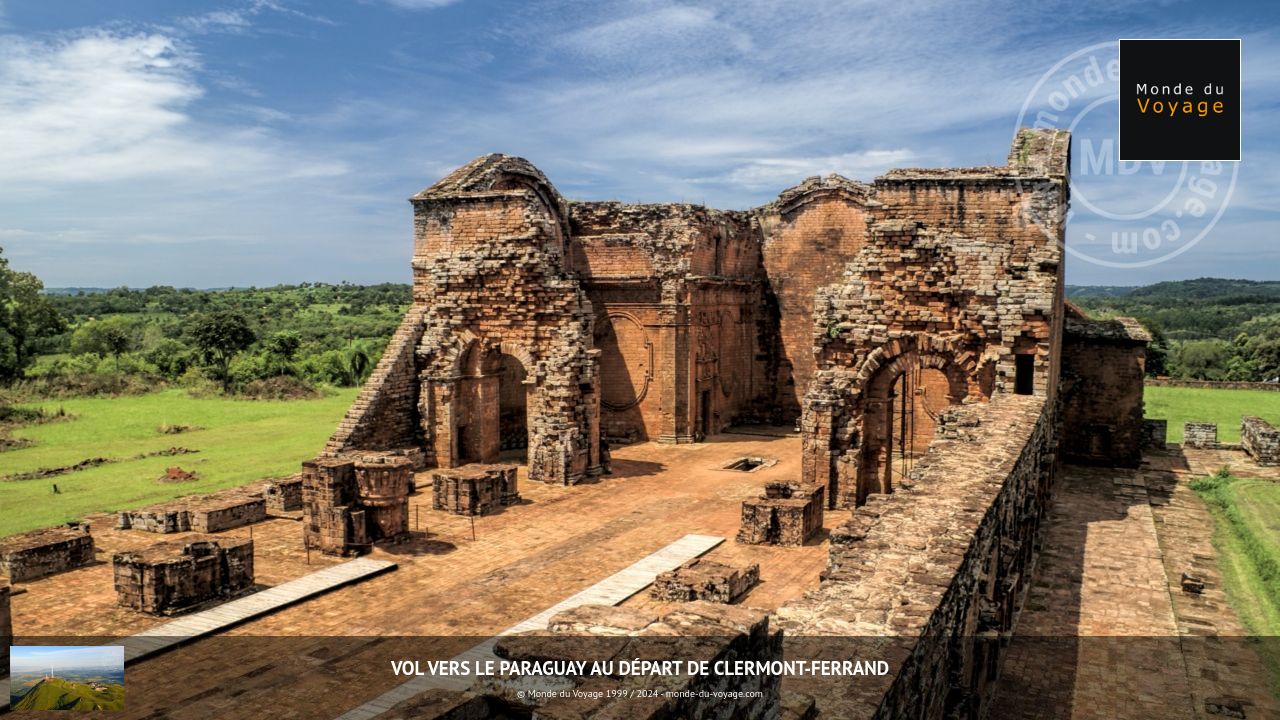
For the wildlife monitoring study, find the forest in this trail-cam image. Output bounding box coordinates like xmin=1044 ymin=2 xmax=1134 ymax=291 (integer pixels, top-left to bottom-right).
xmin=1068 ymin=278 xmax=1280 ymax=382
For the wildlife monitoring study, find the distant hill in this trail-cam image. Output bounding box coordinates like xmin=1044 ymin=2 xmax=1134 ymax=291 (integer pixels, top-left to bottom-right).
xmin=11 ymin=677 xmax=124 ymax=711
xmin=1068 ymin=278 xmax=1280 ymax=342
xmin=1064 ymin=284 xmax=1139 ymax=299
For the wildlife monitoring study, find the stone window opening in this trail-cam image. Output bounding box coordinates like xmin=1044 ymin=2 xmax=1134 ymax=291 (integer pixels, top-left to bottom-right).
xmin=1014 ymin=354 xmax=1035 ymax=396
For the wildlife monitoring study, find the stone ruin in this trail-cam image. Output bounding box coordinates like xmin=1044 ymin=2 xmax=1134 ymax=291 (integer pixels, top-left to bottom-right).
xmin=302 ymin=452 xmax=412 ymax=556
xmin=370 ymin=602 xmax=790 ymax=720
xmin=1241 ymin=416 xmax=1280 ymax=466
xmin=431 ymin=463 xmax=520 ymax=516
xmin=1060 ymin=310 xmax=1151 ymax=467
xmin=113 ymin=535 xmax=254 ymax=615
xmin=263 ymin=476 xmax=304 ymax=511
xmin=650 ymin=558 xmax=760 ymax=604
xmin=1185 ymin=422 xmax=1220 ymax=449
xmin=1144 ymin=418 xmax=1169 ymax=448
xmin=319 ymin=130 xmax=1142 ymax=509
xmin=737 ymin=481 xmax=825 ymax=546
xmin=117 ymin=491 xmax=266 ymax=534
xmin=0 ymin=523 xmax=95 ymax=582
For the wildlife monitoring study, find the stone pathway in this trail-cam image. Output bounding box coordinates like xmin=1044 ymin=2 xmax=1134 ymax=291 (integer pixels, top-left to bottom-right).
xmin=334 ymin=534 xmax=723 ymax=720
xmin=990 ymin=454 xmax=1279 ymax=719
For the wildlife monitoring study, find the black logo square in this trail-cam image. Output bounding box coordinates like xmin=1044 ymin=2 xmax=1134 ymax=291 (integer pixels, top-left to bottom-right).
xmin=1119 ymin=39 xmax=1240 ymax=161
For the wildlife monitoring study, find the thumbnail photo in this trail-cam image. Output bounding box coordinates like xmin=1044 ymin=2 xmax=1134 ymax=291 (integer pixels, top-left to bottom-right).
xmin=8 ymin=646 xmax=125 ymax=712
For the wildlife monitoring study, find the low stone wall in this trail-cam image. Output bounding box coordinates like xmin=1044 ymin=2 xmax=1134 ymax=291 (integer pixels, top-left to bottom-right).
xmin=1142 ymin=419 xmax=1168 ymax=448
xmin=431 ymin=464 xmax=520 ymax=516
xmin=650 ymin=558 xmax=759 ymax=603
xmin=263 ymin=477 xmax=304 ymax=511
xmin=1148 ymin=378 xmax=1280 ymax=391
xmin=192 ymin=495 xmax=266 ymax=533
xmin=0 ymin=524 xmax=96 ymax=582
xmin=1184 ymin=422 xmax=1219 ymax=449
xmin=775 ymin=394 xmax=1055 ymax=719
xmin=737 ymin=481 xmax=824 ymax=546
xmin=117 ymin=493 xmax=265 ymax=534
xmin=1242 ymin=416 xmax=1280 ymax=466
xmin=113 ymin=535 xmax=254 ymax=615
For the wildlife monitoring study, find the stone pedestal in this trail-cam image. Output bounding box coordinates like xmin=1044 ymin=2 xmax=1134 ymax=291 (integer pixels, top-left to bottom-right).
xmin=431 ymin=464 xmax=520 ymax=516
xmin=737 ymin=481 xmax=824 ymax=546
xmin=264 ymin=477 xmax=304 ymax=511
xmin=303 ymin=453 xmax=411 ymax=556
xmin=0 ymin=523 xmax=95 ymax=582
xmin=113 ymin=536 xmax=254 ymax=615
xmin=1242 ymin=416 xmax=1280 ymax=466
xmin=650 ymin=558 xmax=759 ymax=603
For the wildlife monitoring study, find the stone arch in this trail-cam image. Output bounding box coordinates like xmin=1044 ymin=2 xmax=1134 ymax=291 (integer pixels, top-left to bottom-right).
xmin=496 ymin=341 xmax=536 ymax=381
xmin=859 ymin=349 xmax=972 ymax=502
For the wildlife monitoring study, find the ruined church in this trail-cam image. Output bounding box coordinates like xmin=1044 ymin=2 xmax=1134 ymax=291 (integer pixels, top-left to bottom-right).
xmin=319 ymin=127 xmax=1147 ymax=505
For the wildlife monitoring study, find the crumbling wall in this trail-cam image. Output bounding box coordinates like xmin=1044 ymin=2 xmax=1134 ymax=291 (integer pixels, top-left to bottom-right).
xmin=801 ymin=129 xmax=1069 ymax=508
xmin=776 ymin=394 xmax=1056 ymax=720
xmin=263 ymin=476 xmax=303 ymax=511
xmin=1060 ymin=315 xmax=1150 ymax=467
xmin=0 ymin=524 xmax=95 ymax=582
xmin=1242 ymin=416 xmax=1280 ymax=466
xmin=431 ymin=463 xmax=520 ymax=516
xmin=1184 ymin=422 xmax=1219 ymax=448
xmin=326 ymin=306 xmax=428 ymax=455
xmin=117 ymin=491 xmax=265 ymax=534
xmin=756 ymin=176 xmax=873 ymax=421
xmin=413 ymin=155 xmax=600 ymax=484
xmin=113 ymin=536 xmax=254 ymax=615
xmin=570 ymin=202 xmax=771 ymax=441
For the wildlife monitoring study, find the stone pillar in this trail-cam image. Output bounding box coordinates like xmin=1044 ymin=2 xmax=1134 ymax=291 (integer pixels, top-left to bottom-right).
xmin=657 ymin=301 xmax=695 ymax=444
xmin=353 ymin=456 xmax=412 ymax=541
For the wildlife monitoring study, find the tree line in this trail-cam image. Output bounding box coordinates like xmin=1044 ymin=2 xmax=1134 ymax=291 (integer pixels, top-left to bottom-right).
xmin=1 ymin=249 xmax=409 ymax=397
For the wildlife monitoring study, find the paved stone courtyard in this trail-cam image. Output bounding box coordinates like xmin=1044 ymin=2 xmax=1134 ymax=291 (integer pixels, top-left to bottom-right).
xmin=9 ymin=433 xmax=839 ymax=719
xmin=990 ymin=447 xmax=1279 ymax=719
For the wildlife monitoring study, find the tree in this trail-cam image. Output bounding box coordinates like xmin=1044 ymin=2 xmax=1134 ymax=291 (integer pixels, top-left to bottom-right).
xmin=264 ymin=331 xmax=302 ymax=376
xmin=190 ymin=311 xmax=256 ymax=392
xmin=0 ymin=248 xmax=65 ymax=384
xmin=70 ymin=316 xmax=139 ymax=369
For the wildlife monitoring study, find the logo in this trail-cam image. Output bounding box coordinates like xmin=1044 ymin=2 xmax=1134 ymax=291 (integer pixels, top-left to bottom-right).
xmin=1015 ymin=41 xmax=1238 ymax=269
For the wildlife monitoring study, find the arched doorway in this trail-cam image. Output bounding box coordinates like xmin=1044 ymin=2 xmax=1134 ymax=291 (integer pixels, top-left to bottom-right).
xmin=496 ymin=353 xmax=529 ymax=460
xmin=860 ymin=356 xmax=967 ymax=503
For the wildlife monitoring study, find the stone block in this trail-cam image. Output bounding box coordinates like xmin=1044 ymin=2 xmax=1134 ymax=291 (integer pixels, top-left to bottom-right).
xmin=1143 ymin=419 xmax=1168 ymax=448
xmin=113 ymin=535 xmax=254 ymax=615
xmin=737 ymin=482 xmax=824 ymax=546
xmin=0 ymin=523 xmax=95 ymax=582
xmin=263 ymin=477 xmax=304 ymax=511
xmin=431 ymin=464 xmax=520 ymax=516
xmin=1184 ymin=422 xmax=1219 ymax=449
xmin=1241 ymin=416 xmax=1280 ymax=466
xmin=650 ymin=558 xmax=759 ymax=603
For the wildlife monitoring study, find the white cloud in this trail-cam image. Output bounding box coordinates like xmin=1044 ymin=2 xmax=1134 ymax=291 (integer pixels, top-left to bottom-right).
xmin=0 ymin=31 xmax=346 ymax=186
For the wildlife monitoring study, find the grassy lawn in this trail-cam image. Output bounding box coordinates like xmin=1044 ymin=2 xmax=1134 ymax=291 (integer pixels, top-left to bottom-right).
xmin=1191 ymin=471 xmax=1280 ymax=697
xmin=1145 ymin=384 xmax=1280 ymax=443
xmin=0 ymin=388 xmax=356 ymax=537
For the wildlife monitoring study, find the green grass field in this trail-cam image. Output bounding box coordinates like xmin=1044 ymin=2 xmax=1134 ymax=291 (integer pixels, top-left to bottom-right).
xmin=1191 ymin=471 xmax=1280 ymax=696
xmin=1145 ymin=384 xmax=1280 ymax=443
xmin=0 ymin=388 xmax=356 ymax=537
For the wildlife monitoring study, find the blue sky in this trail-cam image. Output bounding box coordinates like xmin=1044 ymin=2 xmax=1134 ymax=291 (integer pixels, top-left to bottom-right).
xmin=10 ymin=645 xmax=123 ymax=672
xmin=0 ymin=0 xmax=1277 ymax=288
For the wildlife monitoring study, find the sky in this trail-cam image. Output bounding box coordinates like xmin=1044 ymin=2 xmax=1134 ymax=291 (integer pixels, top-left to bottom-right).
xmin=0 ymin=0 xmax=1277 ymax=288
xmin=10 ymin=645 xmax=123 ymax=672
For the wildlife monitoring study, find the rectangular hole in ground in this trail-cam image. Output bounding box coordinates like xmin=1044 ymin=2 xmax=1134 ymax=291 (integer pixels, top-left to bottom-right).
xmin=725 ymin=457 xmax=766 ymax=472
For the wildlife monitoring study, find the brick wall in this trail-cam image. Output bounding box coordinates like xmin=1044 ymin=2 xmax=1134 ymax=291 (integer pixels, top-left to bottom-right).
xmin=1184 ymin=422 xmax=1219 ymax=448
xmin=0 ymin=583 xmax=11 ymax=673
xmin=0 ymin=524 xmax=95 ymax=582
xmin=113 ymin=536 xmax=254 ymax=615
xmin=801 ymin=129 xmax=1069 ymax=508
xmin=1242 ymin=416 xmax=1280 ymax=466
xmin=777 ymin=394 xmax=1056 ymax=719
xmin=1061 ymin=317 xmax=1149 ymax=467
xmin=758 ymin=181 xmax=872 ymax=420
